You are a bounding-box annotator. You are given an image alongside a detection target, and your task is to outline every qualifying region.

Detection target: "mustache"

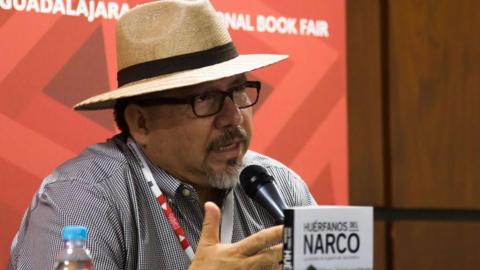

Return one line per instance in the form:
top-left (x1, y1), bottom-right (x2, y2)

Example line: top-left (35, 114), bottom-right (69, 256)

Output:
top-left (208, 126), bottom-right (248, 151)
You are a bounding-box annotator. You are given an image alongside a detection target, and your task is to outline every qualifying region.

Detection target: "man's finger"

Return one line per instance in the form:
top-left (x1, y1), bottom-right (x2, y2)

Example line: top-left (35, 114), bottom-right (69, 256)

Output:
top-left (258, 243), bottom-right (283, 260)
top-left (235, 225), bottom-right (283, 256)
top-left (197, 202), bottom-right (221, 246)
top-left (244, 243), bottom-right (283, 269)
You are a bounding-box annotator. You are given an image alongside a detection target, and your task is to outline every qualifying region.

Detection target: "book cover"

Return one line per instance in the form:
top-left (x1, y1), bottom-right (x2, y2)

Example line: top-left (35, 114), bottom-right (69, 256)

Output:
top-left (283, 206), bottom-right (373, 270)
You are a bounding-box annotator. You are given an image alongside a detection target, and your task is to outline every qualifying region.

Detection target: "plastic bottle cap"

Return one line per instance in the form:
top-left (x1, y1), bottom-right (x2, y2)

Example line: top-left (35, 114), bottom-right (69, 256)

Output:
top-left (62, 226), bottom-right (88, 241)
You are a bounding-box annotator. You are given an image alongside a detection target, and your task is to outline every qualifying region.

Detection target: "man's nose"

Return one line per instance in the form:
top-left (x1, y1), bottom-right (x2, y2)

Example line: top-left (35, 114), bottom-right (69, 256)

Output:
top-left (214, 96), bottom-right (243, 128)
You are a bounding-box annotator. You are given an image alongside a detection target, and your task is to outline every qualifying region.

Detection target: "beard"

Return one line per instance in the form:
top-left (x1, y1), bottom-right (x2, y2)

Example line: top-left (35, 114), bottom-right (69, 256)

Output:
top-left (205, 158), bottom-right (243, 189)
top-left (203, 126), bottom-right (249, 190)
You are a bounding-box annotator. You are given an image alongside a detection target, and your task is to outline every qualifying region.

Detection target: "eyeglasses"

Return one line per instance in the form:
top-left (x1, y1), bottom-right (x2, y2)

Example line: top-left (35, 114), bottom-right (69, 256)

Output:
top-left (135, 80), bottom-right (261, 117)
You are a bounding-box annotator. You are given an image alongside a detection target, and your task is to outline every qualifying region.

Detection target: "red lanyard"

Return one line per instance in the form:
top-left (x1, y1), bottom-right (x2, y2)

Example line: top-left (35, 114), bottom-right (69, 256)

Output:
top-left (127, 139), bottom-right (195, 260)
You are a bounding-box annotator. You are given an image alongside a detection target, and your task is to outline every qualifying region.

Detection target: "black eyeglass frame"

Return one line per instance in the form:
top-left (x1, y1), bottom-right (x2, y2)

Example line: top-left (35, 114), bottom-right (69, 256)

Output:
top-left (134, 80), bottom-right (261, 117)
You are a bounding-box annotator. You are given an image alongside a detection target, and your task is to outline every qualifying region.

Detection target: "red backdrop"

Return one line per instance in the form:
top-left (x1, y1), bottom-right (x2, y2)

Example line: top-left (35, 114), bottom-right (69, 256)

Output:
top-left (0, 0), bottom-right (346, 266)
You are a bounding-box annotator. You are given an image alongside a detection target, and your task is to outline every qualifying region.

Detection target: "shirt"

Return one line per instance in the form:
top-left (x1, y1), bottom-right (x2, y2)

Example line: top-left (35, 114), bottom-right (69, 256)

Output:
top-left (9, 135), bottom-right (316, 270)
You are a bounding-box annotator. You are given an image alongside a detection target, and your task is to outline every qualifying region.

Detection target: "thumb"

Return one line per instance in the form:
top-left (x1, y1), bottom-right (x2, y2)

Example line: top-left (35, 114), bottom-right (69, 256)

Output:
top-left (198, 201), bottom-right (221, 246)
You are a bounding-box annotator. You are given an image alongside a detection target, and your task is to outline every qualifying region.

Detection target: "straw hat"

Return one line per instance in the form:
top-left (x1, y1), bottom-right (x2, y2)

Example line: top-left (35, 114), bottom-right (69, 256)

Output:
top-left (74, 0), bottom-right (287, 110)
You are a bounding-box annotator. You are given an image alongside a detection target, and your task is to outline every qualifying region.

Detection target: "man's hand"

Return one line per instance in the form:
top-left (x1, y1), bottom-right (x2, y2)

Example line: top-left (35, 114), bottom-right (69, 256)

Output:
top-left (188, 202), bottom-right (283, 270)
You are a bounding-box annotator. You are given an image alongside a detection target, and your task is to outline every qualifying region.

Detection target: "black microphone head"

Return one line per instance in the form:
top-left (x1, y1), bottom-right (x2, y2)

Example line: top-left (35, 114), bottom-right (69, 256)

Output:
top-left (240, 165), bottom-right (273, 198)
top-left (240, 164), bottom-right (287, 224)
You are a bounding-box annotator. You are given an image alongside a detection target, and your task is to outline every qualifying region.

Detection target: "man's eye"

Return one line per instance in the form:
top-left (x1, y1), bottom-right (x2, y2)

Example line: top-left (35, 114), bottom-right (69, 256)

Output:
top-left (194, 92), bottom-right (216, 103)
top-left (232, 85), bottom-right (246, 93)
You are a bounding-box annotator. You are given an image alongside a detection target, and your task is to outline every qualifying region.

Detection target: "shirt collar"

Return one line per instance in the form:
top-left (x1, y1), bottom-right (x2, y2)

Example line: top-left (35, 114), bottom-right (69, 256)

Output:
top-left (148, 159), bottom-right (185, 199)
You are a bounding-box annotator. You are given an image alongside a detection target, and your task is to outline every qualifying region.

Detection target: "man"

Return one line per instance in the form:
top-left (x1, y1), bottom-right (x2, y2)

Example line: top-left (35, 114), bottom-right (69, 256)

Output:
top-left (9, 0), bottom-right (315, 269)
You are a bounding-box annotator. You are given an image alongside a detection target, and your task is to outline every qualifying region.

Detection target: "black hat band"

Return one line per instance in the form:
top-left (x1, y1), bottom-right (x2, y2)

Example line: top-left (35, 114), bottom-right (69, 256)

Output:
top-left (117, 42), bottom-right (239, 87)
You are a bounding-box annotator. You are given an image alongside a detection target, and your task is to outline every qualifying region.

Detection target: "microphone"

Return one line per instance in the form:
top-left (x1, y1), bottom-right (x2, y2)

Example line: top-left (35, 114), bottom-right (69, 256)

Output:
top-left (240, 165), bottom-right (288, 224)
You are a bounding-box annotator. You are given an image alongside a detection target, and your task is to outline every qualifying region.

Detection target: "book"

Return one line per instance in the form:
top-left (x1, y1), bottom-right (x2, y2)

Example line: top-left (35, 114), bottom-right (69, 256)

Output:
top-left (282, 206), bottom-right (373, 270)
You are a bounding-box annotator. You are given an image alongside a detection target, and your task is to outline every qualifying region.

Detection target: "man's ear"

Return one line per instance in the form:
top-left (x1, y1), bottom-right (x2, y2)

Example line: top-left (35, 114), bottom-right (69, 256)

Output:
top-left (124, 104), bottom-right (149, 145)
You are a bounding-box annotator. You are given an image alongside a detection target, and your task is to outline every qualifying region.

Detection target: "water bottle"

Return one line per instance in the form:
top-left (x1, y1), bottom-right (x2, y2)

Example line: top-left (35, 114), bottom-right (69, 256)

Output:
top-left (53, 226), bottom-right (95, 270)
